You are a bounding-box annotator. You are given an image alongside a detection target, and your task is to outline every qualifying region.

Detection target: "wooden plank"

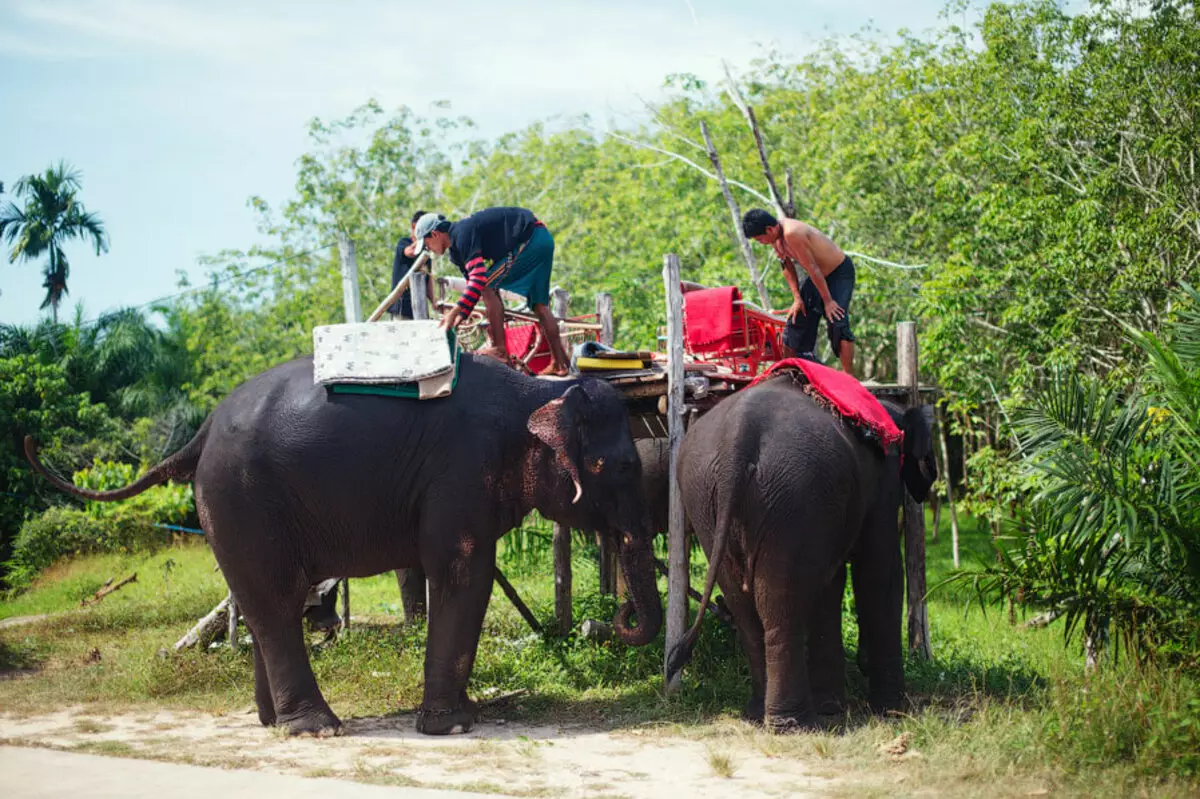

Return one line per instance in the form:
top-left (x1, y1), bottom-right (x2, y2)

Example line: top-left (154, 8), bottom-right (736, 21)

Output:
top-left (553, 522), bottom-right (572, 636)
top-left (700, 120), bottom-right (770, 309)
top-left (897, 321), bottom-right (932, 660)
top-left (663, 252), bottom-right (689, 691)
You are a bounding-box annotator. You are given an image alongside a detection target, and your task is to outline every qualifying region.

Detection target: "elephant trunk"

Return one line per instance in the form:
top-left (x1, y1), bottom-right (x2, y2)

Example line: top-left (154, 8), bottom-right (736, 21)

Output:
top-left (612, 537), bottom-right (663, 646)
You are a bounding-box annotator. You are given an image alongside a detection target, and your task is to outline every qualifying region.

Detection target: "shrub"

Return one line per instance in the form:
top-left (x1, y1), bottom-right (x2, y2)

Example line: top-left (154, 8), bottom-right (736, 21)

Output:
top-left (5, 460), bottom-right (194, 591)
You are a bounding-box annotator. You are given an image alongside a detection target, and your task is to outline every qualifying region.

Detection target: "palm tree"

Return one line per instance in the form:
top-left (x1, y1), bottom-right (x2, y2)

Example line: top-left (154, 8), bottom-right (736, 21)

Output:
top-left (0, 162), bottom-right (109, 323)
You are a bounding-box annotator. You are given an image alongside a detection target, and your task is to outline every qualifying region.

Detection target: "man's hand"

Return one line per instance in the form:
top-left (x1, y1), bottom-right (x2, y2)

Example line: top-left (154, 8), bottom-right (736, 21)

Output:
top-left (439, 306), bottom-right (463, 330)
top-left (824, 299), bottom-right (846, 323)
top-left (787, 298), bottom-right (806, 324)
top-left (403, 242), bottom-right (417, 258)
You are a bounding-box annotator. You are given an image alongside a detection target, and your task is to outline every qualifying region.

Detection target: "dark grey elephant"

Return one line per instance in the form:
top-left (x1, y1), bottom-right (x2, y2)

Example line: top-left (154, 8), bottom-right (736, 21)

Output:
top-left (27, 355), bottom-right (662, 736)
top-left (663, 375), bottom-right (935, 731)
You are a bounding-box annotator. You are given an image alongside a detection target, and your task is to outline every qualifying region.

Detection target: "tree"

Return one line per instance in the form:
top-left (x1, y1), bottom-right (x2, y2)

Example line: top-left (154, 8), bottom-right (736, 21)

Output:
top-left (0, 162), bottom-right (109, 323)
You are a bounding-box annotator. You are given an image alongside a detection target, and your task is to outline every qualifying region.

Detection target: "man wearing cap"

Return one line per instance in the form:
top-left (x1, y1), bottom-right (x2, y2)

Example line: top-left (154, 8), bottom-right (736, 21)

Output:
top-left (413, 206), bottom-right (570, 376)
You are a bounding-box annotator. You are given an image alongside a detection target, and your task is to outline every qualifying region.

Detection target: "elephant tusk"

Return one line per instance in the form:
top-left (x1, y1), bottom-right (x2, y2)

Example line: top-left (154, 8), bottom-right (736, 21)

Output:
top-left (571, 479), bottom-right (583, 505)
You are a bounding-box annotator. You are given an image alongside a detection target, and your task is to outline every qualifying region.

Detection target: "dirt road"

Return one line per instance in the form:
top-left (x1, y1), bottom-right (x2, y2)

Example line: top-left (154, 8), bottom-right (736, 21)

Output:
top-left (0, 708), bottom-right (842, 798)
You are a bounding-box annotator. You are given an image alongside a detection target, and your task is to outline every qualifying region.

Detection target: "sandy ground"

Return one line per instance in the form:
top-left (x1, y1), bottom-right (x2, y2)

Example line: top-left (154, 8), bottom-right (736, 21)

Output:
top-left (0, 707), bottom-right (842, 798)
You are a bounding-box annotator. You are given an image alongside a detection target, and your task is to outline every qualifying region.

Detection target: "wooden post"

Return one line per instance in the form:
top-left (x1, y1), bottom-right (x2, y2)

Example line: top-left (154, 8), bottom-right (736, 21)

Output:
top-left (553, 522), bottom-right (572, 636)
top-left (596, 292), bottom-right (615, 346)
top-left (700, 121), bottom-right (770, 310)
top-left (897, 322), bottom-right (932, 660)
top-left (411, 271), bottom-right (430, 320)
top-left (663, 253), bottom-right (689, 690)
top-left (336, 233), bottom-right (362, 631)
top-left (550, 287), bottom-right (574, 626)
top-left (227, 592), bottom-right (239, 651)
top-left (937, 406), bottom-right (961, 569)
top-left (744, 105), bottom-right (788, 219)
top-left (337, 233), bottom-right (362, 324)
top-left (551, 287), bottom-right (569, 326)
top-left (595, 291), bottom-right (621, 595)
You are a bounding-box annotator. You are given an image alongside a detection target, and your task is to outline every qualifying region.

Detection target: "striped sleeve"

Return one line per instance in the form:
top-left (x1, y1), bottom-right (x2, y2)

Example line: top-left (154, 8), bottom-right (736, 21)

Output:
top-left (455, 258), bottom-right (488, 314)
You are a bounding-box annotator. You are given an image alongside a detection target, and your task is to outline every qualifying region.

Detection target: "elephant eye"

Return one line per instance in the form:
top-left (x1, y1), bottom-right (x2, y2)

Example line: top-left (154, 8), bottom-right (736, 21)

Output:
top-left (586, 457), bottom-right (605, 474)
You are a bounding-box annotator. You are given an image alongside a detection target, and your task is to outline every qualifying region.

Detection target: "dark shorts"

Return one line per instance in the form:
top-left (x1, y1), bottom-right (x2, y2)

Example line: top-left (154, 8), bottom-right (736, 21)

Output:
top-left (782, 255), bottom-right (856, 358)
top-left (487, 225), bottom-right (554, 307)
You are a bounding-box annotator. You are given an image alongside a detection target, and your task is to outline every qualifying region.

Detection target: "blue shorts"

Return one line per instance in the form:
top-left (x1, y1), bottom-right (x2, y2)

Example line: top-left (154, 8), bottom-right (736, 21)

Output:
top-left (486, 225), bottom-right (554, 307)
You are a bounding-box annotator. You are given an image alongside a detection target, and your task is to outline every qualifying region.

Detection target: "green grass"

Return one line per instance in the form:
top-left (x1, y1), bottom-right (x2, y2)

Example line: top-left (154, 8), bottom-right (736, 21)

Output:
top-left (1, 514), bottom-right (1197, 796)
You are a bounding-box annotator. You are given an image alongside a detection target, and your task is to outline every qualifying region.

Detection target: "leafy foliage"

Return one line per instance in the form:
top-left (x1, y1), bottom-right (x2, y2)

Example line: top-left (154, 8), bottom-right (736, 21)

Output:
top-left (953, 284), bottom-right (1200, 663)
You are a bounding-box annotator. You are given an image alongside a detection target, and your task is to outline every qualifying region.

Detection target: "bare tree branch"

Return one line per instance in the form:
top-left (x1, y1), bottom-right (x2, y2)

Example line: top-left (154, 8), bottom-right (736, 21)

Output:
top-left (701, 120), bottom-right (770, 308)
top-left (610, 134), bottom-right (774, 204)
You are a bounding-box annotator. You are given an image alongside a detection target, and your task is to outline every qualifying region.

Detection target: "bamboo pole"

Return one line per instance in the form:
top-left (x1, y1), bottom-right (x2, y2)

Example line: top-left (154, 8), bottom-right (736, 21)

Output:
top-left (699, 121), bottom-right (770, 310)
top-left (663, 253), bottom-right (689, 691)
top-left (227, 593), bottom-right (239, 651)
top-left (897, 322), bottom-right (932, 660)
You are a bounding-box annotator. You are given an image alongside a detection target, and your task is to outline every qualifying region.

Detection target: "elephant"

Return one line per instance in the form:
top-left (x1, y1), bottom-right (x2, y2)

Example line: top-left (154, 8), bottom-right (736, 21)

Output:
top-left (663, 374), bottom-right (936, 731)
top-left (26, 354), bottom-right (662, 737)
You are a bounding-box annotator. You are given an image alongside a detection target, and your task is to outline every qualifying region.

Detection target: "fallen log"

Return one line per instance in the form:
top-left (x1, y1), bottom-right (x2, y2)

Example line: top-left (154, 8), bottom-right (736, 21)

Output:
top-left (81, 573), bottom-right (137, 607)
top-left (174, 594), bottom-right (230, 651)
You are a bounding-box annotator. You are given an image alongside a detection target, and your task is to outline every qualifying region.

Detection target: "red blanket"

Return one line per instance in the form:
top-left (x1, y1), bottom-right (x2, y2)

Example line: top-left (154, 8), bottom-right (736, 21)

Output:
top-left (748, 359), bottom-right (903, 450)
top-left (684, 286), bottom-right (740, 353)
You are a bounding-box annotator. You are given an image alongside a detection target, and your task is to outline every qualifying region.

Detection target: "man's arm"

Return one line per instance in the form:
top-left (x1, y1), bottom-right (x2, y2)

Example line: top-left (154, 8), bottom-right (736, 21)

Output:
top-left (781, 228), bottom-right (845, 323)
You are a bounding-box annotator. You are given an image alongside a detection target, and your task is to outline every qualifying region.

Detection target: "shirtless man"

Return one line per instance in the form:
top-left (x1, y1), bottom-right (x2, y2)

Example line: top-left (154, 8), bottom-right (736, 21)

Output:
top-left (742, 208), bottom-right (857, 375)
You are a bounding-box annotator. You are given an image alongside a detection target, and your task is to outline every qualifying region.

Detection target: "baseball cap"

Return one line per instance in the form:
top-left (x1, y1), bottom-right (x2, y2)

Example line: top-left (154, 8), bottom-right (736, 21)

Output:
top-left (411, 213), bottom-right (445, 255)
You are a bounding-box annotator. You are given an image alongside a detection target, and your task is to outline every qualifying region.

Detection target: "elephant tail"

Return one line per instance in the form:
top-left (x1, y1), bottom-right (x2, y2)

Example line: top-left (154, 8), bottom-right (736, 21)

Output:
top-left (25, 415), bottom-right (212, 502)
top-left (665, 464), bottom-right (742, 683)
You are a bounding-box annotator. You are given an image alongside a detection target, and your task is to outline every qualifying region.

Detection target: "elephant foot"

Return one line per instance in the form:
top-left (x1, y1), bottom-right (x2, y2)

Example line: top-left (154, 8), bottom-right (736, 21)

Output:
top-left (813, 692), bottom-right (846, 717)
top-left (868, 691), bottom-right (905, 716)
top-left (279, 705), bottom-right (344, 737)
top-left (766, 713), bottom-right (818, 734)
top-left (256, 703), bottom-right (276, 727)
top-left (416, 704), bottom-right (477, 736)
top-left (741, 696), bottom-right (765, 725)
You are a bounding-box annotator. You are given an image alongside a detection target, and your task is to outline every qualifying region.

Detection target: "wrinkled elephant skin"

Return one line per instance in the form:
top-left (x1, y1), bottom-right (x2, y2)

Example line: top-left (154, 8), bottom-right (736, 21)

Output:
top-left (666, 376), bottom-right (936, 731)
top-left (26, 355), bottom-right (662, 736)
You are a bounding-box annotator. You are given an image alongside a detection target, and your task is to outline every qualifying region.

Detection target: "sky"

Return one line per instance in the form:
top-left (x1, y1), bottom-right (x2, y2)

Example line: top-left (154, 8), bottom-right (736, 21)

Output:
top-left (0, 0), bottom-right (956, 326)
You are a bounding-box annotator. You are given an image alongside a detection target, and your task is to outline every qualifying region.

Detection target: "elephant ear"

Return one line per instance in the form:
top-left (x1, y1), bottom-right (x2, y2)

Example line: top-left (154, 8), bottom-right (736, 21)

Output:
top-left (528, 384), bottom-right (589, 504)
top-left (900, 405), bottom-right (937, 502)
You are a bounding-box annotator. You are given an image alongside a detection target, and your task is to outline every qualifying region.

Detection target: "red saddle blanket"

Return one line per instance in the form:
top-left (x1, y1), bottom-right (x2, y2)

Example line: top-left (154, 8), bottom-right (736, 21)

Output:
top-left (684, 286), bottom-right (740, 353)
top-left (748, 359), bottom-right (903, 450)
top-left (505, 324), bottom-right (551, 374)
